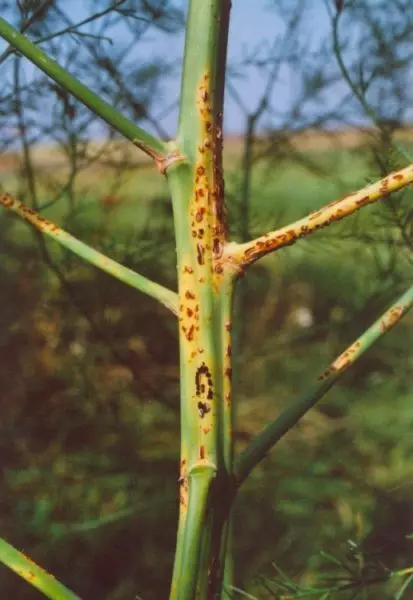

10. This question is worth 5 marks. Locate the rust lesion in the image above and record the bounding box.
[0,193,60,234]
[178,458,189,510]
[225,161,413,270]
[380,304,405,332]
[188,72,228,288]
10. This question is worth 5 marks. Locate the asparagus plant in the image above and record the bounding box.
[1,2,413,599]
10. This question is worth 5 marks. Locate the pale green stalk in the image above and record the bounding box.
[0,538,81,600]
[0,193,178,315]
[167,1,232,597]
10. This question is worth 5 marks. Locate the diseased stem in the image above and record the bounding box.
[235,283,413,486]
[167,0,232,597]
[0,17,167,167]
[170,469,215,600]
[0,193,178,315]
[0,538,81,600]
[226,161,413,269]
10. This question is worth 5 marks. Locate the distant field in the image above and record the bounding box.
[3,123,413,172]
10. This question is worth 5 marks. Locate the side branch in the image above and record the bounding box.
[0,193,178,315]
[225,162,413,269]
[0,17,168,168]
[0,537,81,600]
[235,283,413,486]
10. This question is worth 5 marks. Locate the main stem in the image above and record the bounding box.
[167,1,233,598]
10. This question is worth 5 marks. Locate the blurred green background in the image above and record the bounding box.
[1,142,413,599]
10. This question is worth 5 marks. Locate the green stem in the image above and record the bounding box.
[0,193,178,315]
[236,283,413,486]
[0,17,167,164]
[0,538,81,600]
[170,468,215,600]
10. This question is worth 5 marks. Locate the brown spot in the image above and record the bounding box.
[225,367,232,379]
[380,179,389,194]
[318,368,333,381]
[200,445,205,459]
[393,173,404,181]
[183,265,193,274]
[195,209,205,223]
[186,325,195,341]
[243,246,255,258]
[197,165,205,176]
[197,243,205,265]
[225,321,232,332]
[215,263,223,274]
[0,194,14,207]
[356,195,370,206]
[185,290,195,300]
[187,308,194,317]
[213,237,222,257]
[198,401,210,418]
[380,305,404,331]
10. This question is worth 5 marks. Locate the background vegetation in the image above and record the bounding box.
[1,1,412,598]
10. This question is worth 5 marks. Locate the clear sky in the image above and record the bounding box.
[0,1,332,136]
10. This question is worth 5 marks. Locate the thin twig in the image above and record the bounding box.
[33,0,143,46]
[0,17,168,167]
[225,161,413,269]
[0,192,178,315]
[0,0,54,65]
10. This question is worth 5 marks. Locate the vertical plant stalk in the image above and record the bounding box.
[0,538,81,600]
[166,1,233,598]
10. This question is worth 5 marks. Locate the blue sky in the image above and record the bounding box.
[3,1,398,139]
[0,1,333,135]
